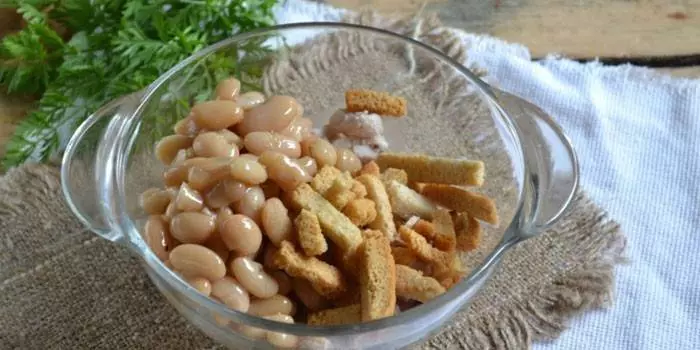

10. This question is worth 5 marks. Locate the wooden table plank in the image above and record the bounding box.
[325,0,700,59]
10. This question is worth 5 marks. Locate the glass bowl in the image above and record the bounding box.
[61,23,578,349]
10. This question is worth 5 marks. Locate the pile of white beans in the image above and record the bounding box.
[139,78,363,348]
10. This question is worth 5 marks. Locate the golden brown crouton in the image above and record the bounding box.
[356,174,397,241]
[380,168,408,186]
[376,153,484,186]
[308,304,362,326]
[419,184,499,225]
[345,89,407,117]
[359,230,396,321]
[395,265,445,303]
[311,166,342,195]
[273,241,347,298]
[386,180,438,219]
[291,184,362,253]
[342,198,377,227]
[360,161,381,176]
[391,246,418,266]
[432,209,457,252]
[351,180,368,198]
[454,212,482,252]
[398,225,452,273]
[324,177,356,210]
[295,209,328,256]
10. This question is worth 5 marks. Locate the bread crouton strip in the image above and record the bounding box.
[295,209,327,256]
[359,230,396,321]
[387,180,438,219]
[325,177,356,209]
[433,254,467,289]
[379,168,408,186]
[291,183,362,253]
[419,184,499,225]
[345,89,407,117]
[360,161,381,176]
[343,198,377,227]
[455,212,482,252]
[432,209,457,252]
[351,180,367,198]
[308,304,362,326]
[391,246,418,266]
[395,265,445,303]
[376,152,484,186]
[356,174,397,241]
[273,241,346,298]
[398,225,451,272]
[311,166,342,195]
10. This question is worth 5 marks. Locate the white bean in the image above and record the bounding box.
[174,182,204,212]
[279,117,312,141]
[211,276,250,312]
[309,139,337,167]
[140,188,171,215]
[170,212,215,243]
[230,257,279,298]
[239,96,302,135]
[184,276,212,296]
[215,78,241,101]
[191,100,243,130]
[230,158,267,185]
[264,314,298,348]
[235,186,265,223]
[335,147,362,174]
[193,131,238,158]
[219,214,262,256]
[248,295,296,317]
[155,135,193,165]
[260,198,293,246]
[169,244,226,281]
[258,151,312,192]
[236,91,266,110]
[244,132,301,158]
[143,215,172,261]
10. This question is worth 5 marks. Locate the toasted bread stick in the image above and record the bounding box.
[345,89,407,117]
[291,184,362,253]
[454,212,482,252]
[395,265,445,303]
[359,230,396,321]
[356,174,397,241]
[386,180,437,219]
[376,153,484,186]
[295,209,328,256]
[273,241,346,298]
[419,184,498,225]
[308,304,362,326]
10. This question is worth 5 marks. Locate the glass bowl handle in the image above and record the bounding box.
[61,92,143,242]
[494,89,580,238]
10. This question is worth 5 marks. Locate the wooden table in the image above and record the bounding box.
[2,0,700,160]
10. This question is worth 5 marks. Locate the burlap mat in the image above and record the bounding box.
[0,12,625,350]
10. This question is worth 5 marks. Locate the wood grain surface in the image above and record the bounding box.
[1,2,700,159]
[325,0,700,59]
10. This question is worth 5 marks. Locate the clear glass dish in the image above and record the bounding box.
[61,23,578,349]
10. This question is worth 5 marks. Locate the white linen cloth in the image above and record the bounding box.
[275,1,700,349]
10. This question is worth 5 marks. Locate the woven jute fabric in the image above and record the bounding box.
[0,12,625,350]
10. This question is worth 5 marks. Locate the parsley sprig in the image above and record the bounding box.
[0,0,277,169]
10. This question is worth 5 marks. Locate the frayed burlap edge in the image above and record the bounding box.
[425,192,627,349]
[263,10,627,350]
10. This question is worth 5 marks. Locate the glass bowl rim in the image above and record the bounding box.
[114,22,526,336]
